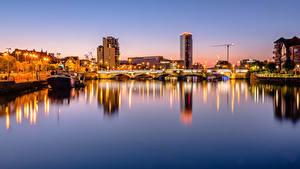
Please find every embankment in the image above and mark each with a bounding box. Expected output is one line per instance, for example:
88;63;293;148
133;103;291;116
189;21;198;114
0;81;48;95
250;73;300;85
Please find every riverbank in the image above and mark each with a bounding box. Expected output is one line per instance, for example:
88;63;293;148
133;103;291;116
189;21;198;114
0;80;48;95
250;73;300;85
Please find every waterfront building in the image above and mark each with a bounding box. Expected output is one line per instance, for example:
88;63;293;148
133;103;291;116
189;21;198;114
126;56;185;70
164;60;185;69
97;36;120;69
273;36;300;70
290;45;300;68
180;32;193;69
63;56;80;71
238;59;260;68
80;59;91;68
128;56;164;69
215;60;231;69
11;49;57;63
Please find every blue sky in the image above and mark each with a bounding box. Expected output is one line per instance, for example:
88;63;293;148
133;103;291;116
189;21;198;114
0;0;299;65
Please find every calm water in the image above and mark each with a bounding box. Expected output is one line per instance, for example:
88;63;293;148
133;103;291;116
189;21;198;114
0;80;300;169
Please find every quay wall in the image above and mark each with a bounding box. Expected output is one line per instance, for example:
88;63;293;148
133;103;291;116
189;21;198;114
250;74;300;85
0;81;48;95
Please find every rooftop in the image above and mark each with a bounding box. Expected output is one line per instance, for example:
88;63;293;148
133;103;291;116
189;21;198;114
274;36;300;48
180;32;192;36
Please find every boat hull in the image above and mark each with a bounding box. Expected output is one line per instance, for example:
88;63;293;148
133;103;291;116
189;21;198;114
47;76;76;89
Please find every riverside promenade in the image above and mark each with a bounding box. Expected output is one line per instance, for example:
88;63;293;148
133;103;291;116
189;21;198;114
0;72;49;94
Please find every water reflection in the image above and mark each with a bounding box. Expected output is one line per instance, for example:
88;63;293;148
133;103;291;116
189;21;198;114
180;82;193;124
0;90;47;129
1;80;300;130
97;82;120;117
249;84;300;123
48;88;78;105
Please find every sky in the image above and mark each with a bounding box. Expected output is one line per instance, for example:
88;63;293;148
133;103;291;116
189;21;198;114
0;0;299;66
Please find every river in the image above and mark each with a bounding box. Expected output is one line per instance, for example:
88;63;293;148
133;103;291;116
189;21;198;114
0;80;299;169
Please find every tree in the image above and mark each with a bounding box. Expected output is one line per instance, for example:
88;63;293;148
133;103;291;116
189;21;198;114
249;61;264;72
283;59;295;72
0;54;16;72
266;62;276;73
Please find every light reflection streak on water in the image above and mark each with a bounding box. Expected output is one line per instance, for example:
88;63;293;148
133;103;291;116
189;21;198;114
153;83;155;101
146;81;149;100
297;92;299;110
6;107;10;130
245;85;248;101
44;96;50;116
231;82;235;114
170;93;173;109
237;84;240;104
16;107;22;124
203;83;207;104
129;86;132;109
90;83;94;105
217;88;220;112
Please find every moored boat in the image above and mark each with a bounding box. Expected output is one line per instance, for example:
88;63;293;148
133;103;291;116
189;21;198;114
48;71;86;89
47;75;76;89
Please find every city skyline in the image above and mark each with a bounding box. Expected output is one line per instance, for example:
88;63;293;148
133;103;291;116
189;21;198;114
1;0;300;66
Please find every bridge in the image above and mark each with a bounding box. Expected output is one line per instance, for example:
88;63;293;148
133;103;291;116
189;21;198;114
97;69;205;80
96;69;249;80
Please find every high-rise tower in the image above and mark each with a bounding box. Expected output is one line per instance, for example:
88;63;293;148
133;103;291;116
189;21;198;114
97;36;120;69
180;33;193;69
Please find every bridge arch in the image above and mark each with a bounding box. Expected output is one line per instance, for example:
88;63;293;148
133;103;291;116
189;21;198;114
133;73;155;80
112;74;131;80
155;73;178;80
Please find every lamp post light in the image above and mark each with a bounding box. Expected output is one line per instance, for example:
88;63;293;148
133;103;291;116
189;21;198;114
3;52;11;79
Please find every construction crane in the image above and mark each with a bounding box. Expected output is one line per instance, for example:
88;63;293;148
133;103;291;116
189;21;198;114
212;43;235;62
84;48;95;60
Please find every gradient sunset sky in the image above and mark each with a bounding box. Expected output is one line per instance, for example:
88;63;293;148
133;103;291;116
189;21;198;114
1;0;299;65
